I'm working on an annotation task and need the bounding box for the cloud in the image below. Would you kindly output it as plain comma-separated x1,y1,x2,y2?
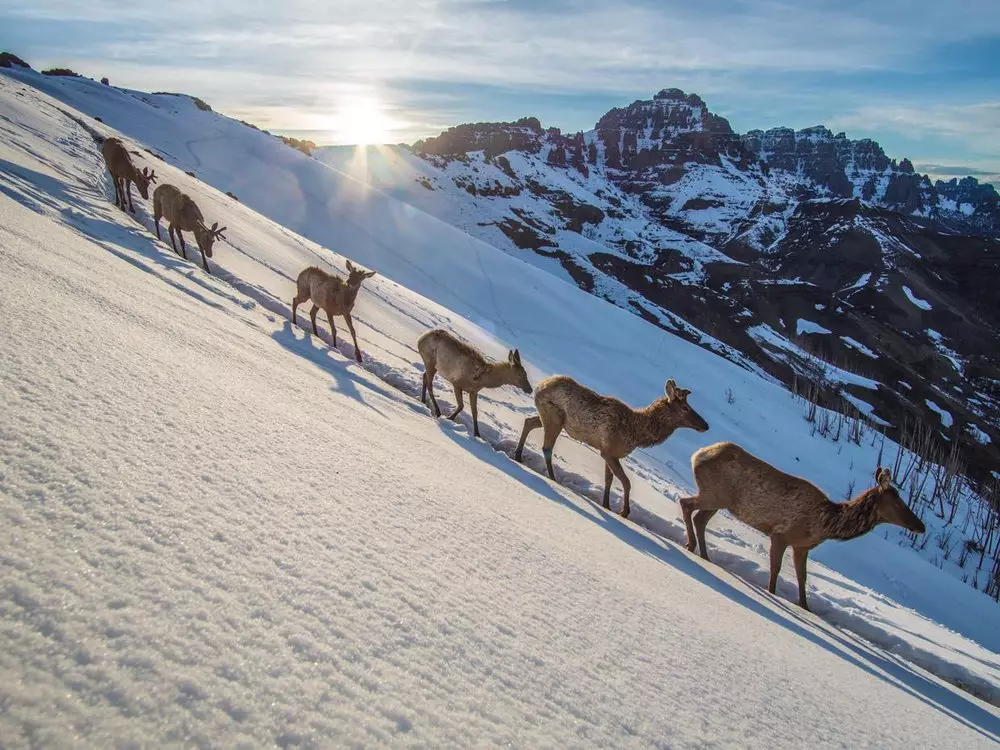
3,0,999,164
828,102,1000,154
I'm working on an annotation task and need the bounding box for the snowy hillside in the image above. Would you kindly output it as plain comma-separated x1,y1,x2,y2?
2,69,1000,744
314,93,1000,486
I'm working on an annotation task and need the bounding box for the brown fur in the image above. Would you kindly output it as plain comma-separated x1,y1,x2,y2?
417,329,532,438
515,376,709,518
153,184,226,274
101,138,156,214
291,261,376,363
679,442,926,610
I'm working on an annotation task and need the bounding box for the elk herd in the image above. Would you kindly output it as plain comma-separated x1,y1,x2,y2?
101,141,926,612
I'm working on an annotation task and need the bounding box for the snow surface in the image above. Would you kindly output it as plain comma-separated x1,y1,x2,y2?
2,70,1000,744
796,318,833,336
903,285,933,310
842,336,880,358
926,399,956,428
967,424,992,445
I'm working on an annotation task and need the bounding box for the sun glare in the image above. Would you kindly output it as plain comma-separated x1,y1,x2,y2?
335,98,393,146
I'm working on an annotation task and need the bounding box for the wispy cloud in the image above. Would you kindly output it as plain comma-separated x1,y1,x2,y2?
2,0,999,174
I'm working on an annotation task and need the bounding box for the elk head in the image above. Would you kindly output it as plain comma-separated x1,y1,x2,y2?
507,348,532,394
345,260,377,290
872,468,926,533
134,167,157,199
664,379,709,433
193,221,226,258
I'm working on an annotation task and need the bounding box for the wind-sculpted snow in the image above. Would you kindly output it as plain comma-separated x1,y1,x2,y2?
2,71,1000,745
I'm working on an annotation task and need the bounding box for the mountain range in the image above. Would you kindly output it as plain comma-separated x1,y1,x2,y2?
317,88,1000,480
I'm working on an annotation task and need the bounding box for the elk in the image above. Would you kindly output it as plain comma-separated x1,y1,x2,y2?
101,137,156,213
418,329,532,438
515,377,709,518
152,184,226,274
291,261,376,363
679,442,926,610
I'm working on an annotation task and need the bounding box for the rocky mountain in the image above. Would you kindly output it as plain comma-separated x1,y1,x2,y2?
316,89,1000,480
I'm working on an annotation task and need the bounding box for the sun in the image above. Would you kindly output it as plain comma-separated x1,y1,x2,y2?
334,98,393,146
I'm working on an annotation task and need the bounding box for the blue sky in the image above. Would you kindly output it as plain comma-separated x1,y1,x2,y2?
3,0,998,185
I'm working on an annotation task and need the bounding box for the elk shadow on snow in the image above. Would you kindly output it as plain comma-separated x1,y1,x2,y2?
440,426,1000,740
0,159,246,314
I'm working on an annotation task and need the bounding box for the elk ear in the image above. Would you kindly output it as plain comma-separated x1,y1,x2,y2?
211,222,218,231
513,348,521,365
346,260,356,273
508,349,515,363
664,379,677,399
364,270,376,279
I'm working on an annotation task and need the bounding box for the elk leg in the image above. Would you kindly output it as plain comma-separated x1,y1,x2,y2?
792,547,811,611
604,455,631,518
469,391,480,438
125,179,135,213
448,386,465,421
679,496,699,553
426,370,441,417
602,463,614,509
541,419,564,480
291,296,301,325
177,230,187,260
343,312,361,363
309,305,319,335
514,415,542,463
327,310,338,348
768,538,789,596
693,510,719,561
200,247,211,274
115,176,126,211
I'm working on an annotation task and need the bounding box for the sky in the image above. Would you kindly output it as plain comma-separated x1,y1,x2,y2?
2,0,999,185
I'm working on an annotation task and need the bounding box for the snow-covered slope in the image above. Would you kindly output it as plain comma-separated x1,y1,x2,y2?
2,70,1000,744
314,95,1000,488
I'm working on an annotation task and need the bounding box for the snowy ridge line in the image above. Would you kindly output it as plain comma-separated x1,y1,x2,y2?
106,187,1000,704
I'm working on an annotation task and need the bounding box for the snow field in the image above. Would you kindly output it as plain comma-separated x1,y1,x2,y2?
1,70,1000,744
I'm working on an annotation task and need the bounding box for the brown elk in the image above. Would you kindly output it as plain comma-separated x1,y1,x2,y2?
152,184,226,274
101,137,155,213
515,376,709,518
291,261,376,363
417,329,532,438
679,442,926,610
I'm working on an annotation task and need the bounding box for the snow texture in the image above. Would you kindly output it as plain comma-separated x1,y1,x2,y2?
796,318,833,336
903,285,933,310
1,70,999,746
926,399,956,428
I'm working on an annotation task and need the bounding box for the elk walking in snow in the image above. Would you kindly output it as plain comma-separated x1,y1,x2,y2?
152,184,226,274
101,137,156,213
515,377,709,518
417,329,532,438
291,261,376,363
679,442,926,610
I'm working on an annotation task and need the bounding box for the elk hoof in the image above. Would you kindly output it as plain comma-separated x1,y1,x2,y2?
620,506,630,519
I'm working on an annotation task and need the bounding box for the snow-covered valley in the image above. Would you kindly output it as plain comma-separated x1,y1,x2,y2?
2,69,1000,747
